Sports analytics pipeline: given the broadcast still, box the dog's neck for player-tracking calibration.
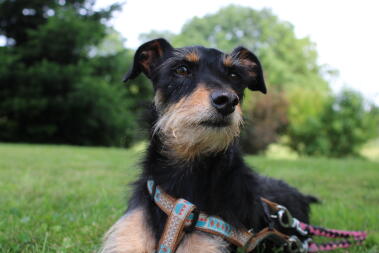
[143,134,248,213]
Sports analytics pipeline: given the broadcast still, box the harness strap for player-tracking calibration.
[147,180,288,252]
[157,198,195,253]
[245,227,289,252]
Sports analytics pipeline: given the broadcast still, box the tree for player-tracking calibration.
[141,5,331,153]
[287,88,379,157]
[0,0,143,146]
[240,91,289,154]
[141,5,329,91]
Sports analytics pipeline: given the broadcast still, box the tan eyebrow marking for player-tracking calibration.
[185,50,200,62]
[223,55,234,67]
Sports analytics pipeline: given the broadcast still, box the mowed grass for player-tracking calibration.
[0,143,378,252]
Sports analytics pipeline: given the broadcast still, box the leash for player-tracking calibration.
[261,198,368,252]
[147,180,367,252]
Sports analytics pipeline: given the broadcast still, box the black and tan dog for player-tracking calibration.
[99,38,318,253]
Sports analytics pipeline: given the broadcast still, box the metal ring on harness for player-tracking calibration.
[277,206,308,236]
[277,205,294,228]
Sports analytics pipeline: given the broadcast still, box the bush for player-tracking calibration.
[286,88,379,157]
[240,91,289,154]
[0,1,150,147]
[0,58,136,146]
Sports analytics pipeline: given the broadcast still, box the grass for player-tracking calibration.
[361,138,379,162]
[0,143,378,252]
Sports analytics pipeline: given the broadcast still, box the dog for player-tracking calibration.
[99,38,318,253]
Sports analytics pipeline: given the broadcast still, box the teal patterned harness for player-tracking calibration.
[146,180,289,253]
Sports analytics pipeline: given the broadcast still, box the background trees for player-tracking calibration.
[142,5,378,156]
[0,0,152,146]
[141,6,328,91]
[1,2,377,156]
[287,88,379,157]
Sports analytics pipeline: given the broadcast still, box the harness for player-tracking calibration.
[147,180,367,253]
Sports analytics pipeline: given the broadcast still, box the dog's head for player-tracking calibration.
[125,38,266,161]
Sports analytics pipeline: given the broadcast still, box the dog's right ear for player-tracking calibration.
[230,46,267,94]
[123,38,173,82]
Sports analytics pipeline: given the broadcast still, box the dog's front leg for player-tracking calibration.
[99,208,156,253]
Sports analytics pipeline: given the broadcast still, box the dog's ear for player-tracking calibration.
[123,38,173,82]
[231,47,267,94]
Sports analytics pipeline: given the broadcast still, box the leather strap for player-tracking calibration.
[157,198,195,253]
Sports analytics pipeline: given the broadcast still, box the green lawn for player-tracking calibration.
[0,143,378,252]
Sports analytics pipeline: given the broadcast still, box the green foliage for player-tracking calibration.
[0,0,147,147]
[1,143,378,252]
[1,2,376,155]
[25,8,105,64]
[287,88,379,157]
[141,5,338,154]
[241,91,289,154]
[142,5,329,91]
[142,5,379,157]
[0,0,119,47]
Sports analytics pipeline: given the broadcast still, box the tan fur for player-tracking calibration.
[139,42,165,74]
[223,55,234,67]
[151,41,164,57]
[236,49,257,73]
[140,50,154,73]
[241,59,257,77]
[231,50,258,77]
[236,48,252,60]
[185,50,200,63]
[99,208,156,253]
[224,53,257,74]
[153,85,243,161]
[100,214,229,253]
[176,232,229,253]
[241,58,257,68]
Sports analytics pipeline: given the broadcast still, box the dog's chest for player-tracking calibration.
[100,208,231,253]
[177,231,230,253]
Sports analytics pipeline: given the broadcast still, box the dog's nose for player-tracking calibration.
[210,91,239,116]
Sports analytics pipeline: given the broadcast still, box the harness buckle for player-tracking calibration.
[287,236,308,253]
[184,208,200,233]
[277,206,308,236]
[292,218,308,236]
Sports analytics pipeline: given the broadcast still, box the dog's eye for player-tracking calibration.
[229,72,240,79]
[175,65,190,76]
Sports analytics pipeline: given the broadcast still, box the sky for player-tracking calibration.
[97,1,377,104]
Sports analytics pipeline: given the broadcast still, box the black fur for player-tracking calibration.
[124,38,318,252]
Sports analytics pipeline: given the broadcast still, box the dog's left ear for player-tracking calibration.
[123,38,173,82]
[231,47,267,94]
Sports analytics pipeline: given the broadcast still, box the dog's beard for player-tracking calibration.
[153,98,243,161]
